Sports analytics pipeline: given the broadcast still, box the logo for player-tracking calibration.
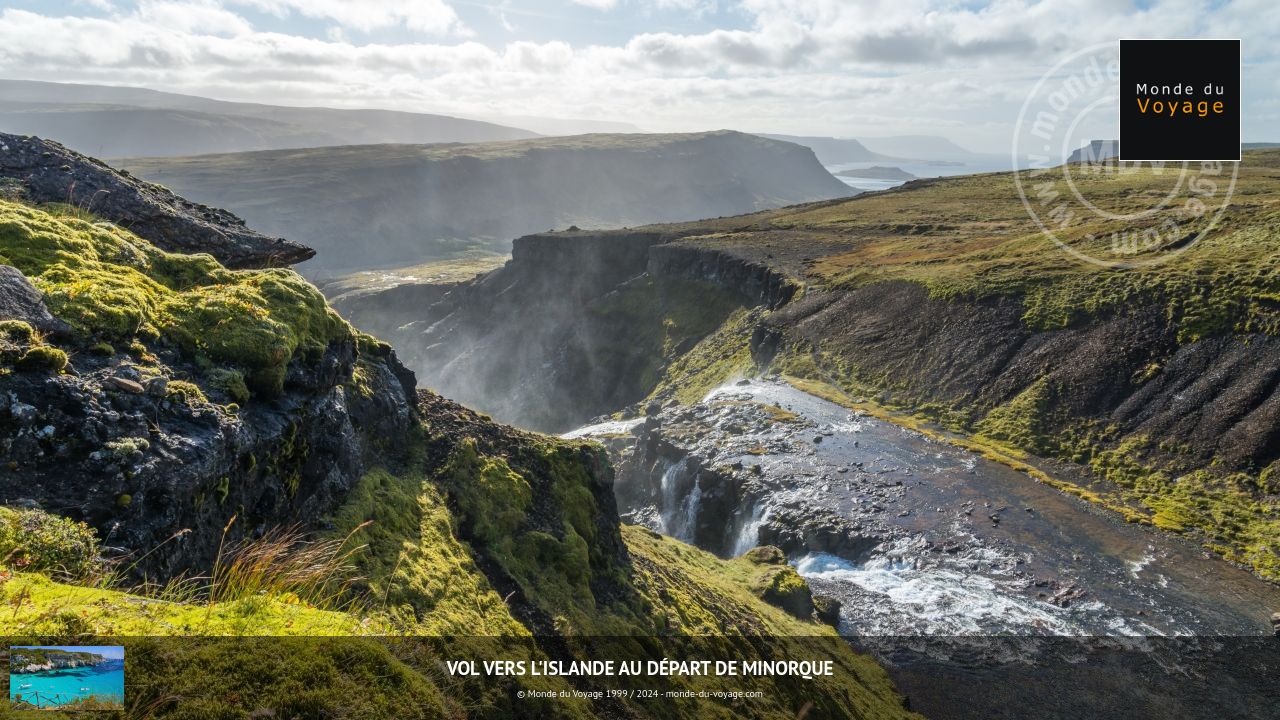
[1012,42,1238,269]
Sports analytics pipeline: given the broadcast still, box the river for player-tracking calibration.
[568,378,1280,718]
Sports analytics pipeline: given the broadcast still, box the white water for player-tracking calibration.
[560,418,644,439]
[732,504,769,557]
[658,458,689,537]
[795,551,1085,635]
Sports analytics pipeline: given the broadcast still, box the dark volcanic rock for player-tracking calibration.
[0,264,70,337]
[0,133,313,268]
[0,334,419,579]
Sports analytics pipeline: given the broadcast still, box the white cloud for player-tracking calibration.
[569,0,620,10]
[0,1,1275,151]
[229,0,467,35]
[137,0,253,36]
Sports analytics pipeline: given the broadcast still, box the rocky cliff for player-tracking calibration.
[388,152,1280,581]
[0,142,918,720]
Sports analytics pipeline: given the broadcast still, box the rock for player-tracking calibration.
[812,594,842,627]
[743,545,787,565]
[144,376,168,397]
[105,376,145,394]
[0,265,72,338]
[0,133,312,268]
[1271,612,1279,636]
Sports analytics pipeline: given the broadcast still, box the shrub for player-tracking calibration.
[14,345,67,373]
[0,506,101,580]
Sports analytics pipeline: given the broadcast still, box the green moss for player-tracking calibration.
[750,564,814,619]
[0,572,378,636]
[13,345,67,373]
[356,331,393,358]
[0,507,100,580]
[647,307,758,406]
[89,341,115,356]
[975,377,1057,455]
[0,199,356,399]
[165,379,207,405]
[0,318,35,344]
[206,367,250,404]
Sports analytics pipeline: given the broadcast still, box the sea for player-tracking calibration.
[828,155,1024,192]
[10,658,124,708]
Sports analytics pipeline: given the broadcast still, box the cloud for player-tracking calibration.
[569,0,620,9]
[229,0,467,35]
[137,0,253,36]
[0,1,1275,151]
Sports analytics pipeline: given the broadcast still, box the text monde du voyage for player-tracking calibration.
[1135,82,1228,118]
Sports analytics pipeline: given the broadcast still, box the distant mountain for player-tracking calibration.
[119,130,855,275]
[757,134,888,164]
[1068,140,1119,163]
[472,115,644,135]
[857,135,977,161]
[0,79,537,157]
[837,166,916,181]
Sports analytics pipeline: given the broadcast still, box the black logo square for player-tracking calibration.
[1120,39,1240,161]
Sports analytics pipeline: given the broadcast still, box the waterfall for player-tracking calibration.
[732,504,768,557]
[658,458,689,535]
[676,477,703,543]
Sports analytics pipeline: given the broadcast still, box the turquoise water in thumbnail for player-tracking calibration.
[10,654,124,707]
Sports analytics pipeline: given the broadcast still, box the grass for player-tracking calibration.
[677,154,1280,342]
[319,253,510,302]
[645,307,759,406]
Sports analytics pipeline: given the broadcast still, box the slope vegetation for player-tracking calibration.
[0,169,915,718]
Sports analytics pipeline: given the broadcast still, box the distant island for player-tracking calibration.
[10,649,106,674]
[836,166,917,181]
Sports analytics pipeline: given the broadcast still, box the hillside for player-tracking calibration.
[0,134,915,719]
[758,134,888,164]
[0,79,537,157]
[119,131,855,275]
[377,151,1280,584]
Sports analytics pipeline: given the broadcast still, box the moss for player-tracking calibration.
[89,341,115,356]
[115,493,132,508]
[206,367,250,404]
[974,377,1057,455]
[0,507,100,580]
[13,345,67,373]
[104,436,150,459]
[0,572,379,636]
[750,565,814,619]
[0,199,356,400]
[647,307,758,406]
[165,379,207,405]
[0,318,35,344]
[356,331,393,358]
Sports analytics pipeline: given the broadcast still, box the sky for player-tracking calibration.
[0,0,1275,153]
